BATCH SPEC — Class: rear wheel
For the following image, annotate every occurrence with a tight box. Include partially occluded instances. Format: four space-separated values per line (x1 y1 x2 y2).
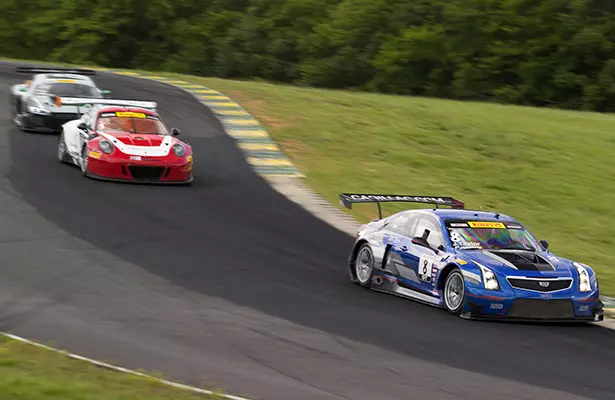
444 269 465 314
355 243 375 288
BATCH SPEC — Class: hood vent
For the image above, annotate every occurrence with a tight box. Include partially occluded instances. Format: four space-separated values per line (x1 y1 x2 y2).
486 250 555 271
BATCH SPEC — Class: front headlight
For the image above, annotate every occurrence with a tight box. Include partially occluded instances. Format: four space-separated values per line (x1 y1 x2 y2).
172 143 186 157
573 262 592 292
477 263 500 290
27 105 50 115
98 139 114 154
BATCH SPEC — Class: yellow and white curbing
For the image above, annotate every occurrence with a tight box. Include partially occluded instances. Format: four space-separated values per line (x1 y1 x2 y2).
96 67 302 177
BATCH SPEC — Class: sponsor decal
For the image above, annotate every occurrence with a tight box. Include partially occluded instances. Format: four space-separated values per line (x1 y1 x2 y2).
116 111 146 118
145 114 160 120
455 258 467 265
187 155 193 163
89 150 102 159
449 222 468 227
55 79 76 83
347 194 450 204
490 303 504 310
540 293 552 298
99 112 116 118
505 223 523 229
579 305 589 312
456 243 482 249
467 221 506 229
130 156 142 161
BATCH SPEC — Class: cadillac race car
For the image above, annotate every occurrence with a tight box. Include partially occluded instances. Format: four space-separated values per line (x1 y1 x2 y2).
341 193 603 322
10 67 111 133
57 97 193 184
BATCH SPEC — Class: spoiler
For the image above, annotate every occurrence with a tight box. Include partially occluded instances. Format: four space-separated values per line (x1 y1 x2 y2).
339 193 465 219
55 97 157 110
16 66 97 75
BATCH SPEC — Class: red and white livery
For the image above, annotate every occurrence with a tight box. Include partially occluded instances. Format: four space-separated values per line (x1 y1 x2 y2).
57 97 193 184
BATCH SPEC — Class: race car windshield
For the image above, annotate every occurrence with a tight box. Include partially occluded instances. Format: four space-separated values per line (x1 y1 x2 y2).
96 114 169 135
445 220 540 251
35 82 100 98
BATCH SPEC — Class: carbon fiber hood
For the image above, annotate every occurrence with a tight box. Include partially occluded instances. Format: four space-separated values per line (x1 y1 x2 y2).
460 249 574 278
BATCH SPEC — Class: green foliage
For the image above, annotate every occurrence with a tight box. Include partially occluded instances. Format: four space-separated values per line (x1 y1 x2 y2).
3 0 615 110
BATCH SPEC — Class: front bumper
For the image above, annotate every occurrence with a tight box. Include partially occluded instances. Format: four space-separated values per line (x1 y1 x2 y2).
86 155 193 184
23 112 80 132
463 293 604 322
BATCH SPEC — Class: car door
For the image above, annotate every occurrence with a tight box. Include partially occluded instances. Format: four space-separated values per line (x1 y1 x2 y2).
391 214 446 295
385 213 421 286
67 108 94 157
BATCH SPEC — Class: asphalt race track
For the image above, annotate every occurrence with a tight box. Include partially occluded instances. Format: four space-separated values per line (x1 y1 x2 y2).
1 61 614 400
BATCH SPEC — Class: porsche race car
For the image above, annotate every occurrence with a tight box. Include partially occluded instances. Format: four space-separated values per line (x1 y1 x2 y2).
57 97 193 184
10 67 111 133
341 193 603 322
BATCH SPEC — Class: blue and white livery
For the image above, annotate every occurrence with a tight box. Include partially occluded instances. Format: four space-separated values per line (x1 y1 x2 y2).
341 193 603 322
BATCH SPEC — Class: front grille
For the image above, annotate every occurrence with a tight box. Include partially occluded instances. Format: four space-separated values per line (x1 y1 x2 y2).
508 299 574 319
507 277 572 292
128 166 165 181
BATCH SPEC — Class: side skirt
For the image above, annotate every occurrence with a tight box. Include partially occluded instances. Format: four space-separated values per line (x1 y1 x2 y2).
372 270 444 309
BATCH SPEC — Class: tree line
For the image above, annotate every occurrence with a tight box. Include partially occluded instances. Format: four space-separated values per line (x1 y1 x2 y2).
3 0 615 111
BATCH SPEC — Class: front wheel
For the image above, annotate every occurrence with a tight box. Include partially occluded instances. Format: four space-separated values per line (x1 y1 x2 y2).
58 133 70 163
80 146 89 175
444 269 466 315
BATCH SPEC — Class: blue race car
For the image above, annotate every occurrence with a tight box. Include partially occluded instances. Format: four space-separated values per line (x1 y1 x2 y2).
340 193 604 322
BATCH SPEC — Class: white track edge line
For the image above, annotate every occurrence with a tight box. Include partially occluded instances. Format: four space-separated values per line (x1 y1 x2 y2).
1 332 251 400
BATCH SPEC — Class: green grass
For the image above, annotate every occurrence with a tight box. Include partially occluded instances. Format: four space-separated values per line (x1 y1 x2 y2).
169 75 615 295
3 57 614 295
0 336 224 399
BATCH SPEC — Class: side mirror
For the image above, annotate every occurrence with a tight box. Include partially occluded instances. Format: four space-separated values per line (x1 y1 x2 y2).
171 128 180 136
539 239 549 250
78 122 88 131
412 237 438 254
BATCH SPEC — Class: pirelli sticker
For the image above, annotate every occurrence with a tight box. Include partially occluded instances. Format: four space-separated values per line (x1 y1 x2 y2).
55 79 77 83
467 221 506 229
116 111 146 118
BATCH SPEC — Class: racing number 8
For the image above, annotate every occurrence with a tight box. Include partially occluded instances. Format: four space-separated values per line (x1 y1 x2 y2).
421 259 429 275
418 256 433 281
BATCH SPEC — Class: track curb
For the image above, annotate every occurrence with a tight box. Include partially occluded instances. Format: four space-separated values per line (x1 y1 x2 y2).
90 67 361 236
1 332 251 400
92 68 303 178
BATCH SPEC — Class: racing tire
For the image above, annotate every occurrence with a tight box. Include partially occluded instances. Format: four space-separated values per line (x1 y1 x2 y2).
80 146 90 177
443 268 466 315
354 243 375 288
57 133 70 164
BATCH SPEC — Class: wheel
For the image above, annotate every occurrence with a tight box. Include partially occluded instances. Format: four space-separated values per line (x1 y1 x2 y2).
444 269 465 314
80 146 89 175
355 243 375 288
57 133 70 163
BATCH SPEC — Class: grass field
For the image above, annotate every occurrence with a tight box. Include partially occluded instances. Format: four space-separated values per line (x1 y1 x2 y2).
3 57 614 296
169 74 615 295
0 336 222 399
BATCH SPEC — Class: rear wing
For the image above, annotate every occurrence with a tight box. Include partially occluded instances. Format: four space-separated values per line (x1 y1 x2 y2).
339 193 465 219
55 97 157 110
16 66 97 75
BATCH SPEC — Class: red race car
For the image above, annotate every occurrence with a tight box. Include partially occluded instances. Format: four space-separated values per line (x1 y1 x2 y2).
57 97 193 184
